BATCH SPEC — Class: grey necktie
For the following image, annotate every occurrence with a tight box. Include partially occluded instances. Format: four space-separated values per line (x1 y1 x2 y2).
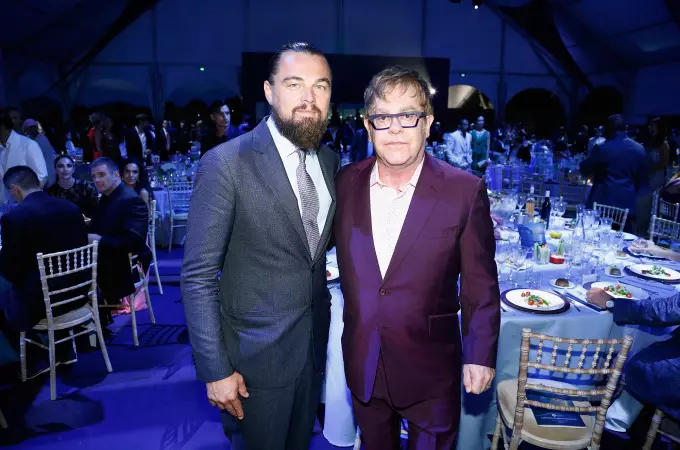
296 149 320 257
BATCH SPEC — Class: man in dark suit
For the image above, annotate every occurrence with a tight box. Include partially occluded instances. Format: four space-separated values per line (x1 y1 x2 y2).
125 114 155 162
182 42 339 450
587 286 680 421
88 157 150 305
0 166 88 369
350 127 372 162
334 67 500 449
156 120 175 161
580 114 647 233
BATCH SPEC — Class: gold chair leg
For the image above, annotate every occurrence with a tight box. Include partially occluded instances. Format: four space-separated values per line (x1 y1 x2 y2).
129 295 139 346
19 332 27 382
48 328 57 400
144 283 155 324
69 328 78 360
509 427 521 450
152 248 163 295
643 408 664 450
168 220 173 252
491 413 502 450
93 309 113 372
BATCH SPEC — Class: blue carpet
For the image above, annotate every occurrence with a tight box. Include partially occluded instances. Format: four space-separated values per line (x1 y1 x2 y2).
0 248 347 449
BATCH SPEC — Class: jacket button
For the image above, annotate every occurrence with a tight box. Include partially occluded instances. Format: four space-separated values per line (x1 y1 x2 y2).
379 288 386 296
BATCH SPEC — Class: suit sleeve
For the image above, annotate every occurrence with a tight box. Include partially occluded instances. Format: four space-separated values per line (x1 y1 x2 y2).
459 178 501 368
97 195 148 252
579 145 602 176
181 149 236 383
26 140 48 184
613 293 680 327
0 214 22 283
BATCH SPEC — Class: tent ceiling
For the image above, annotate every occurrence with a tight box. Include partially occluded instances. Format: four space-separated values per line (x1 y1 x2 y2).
1 0 679 74
0 0 131 62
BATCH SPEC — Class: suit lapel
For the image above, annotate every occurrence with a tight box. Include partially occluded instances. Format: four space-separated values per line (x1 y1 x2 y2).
383 155 441 283
252 120 311 257
313 147 337 264
352 158 383 281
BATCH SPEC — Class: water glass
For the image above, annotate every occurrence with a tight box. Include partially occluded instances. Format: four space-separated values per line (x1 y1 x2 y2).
600 217 613 231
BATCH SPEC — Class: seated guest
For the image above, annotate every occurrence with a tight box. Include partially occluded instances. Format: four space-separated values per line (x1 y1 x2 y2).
587 286 680 421
200 101 242 158
47 155 99 218
0 108 48 200
121 158 153 207
580 114 648 233
0 166 88 372
88 158 150 306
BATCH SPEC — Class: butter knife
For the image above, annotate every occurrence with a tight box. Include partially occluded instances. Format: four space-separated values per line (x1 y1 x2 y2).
552 288 602 312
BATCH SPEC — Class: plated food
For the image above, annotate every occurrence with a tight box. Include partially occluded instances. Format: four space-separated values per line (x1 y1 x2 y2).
520 291 551 308
641 265 671 277
604 283 632 298
616 250 629 258
549 231 562 239
590 281 647 300
555 278 570 287
606 266 623 277
505 289 566 312
627 264 680 282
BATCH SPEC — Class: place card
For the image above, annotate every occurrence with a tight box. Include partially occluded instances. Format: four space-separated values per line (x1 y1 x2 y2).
582 274 597 284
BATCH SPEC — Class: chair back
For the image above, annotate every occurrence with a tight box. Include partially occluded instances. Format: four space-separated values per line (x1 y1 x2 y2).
513 328 633 448
520 175 543 196
658 194 680 222
148 199 157 238
36 242 99 327
592 202 629 231
165 181 192 218
649 215 680 243
558 183 587 209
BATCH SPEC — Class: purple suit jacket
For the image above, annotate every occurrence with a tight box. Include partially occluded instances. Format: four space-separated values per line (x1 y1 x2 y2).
334 154 501 407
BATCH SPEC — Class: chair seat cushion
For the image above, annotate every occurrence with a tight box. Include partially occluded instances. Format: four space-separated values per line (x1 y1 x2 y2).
497 379 595 449
33 305 93 331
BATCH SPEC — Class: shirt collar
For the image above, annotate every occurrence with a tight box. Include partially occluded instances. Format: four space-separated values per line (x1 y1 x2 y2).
266 116 302 158
0 130 20 151
370 157 424 191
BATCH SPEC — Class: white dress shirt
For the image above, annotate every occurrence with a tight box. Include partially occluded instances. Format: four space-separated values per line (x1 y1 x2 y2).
0 130 48 201
370 158 424 277
445 130 472 168
267 117 331 237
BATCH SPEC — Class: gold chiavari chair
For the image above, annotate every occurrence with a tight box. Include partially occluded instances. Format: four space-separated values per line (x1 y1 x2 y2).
148 199 163 294
592 202 629 231
643 408 680 450
491 328 633 450
166 181 192 251
20 242 112 400
649 215 680 244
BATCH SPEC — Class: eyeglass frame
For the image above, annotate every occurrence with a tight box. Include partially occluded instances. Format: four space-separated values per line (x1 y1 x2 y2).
366 111 429 130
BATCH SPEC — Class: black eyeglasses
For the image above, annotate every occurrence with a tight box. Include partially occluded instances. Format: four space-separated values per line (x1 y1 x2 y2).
366 112 428 130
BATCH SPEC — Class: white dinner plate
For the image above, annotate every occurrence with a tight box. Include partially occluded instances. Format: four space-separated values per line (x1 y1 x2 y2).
326 266 339 281
615 251 630 260
505 289 565 312
590 281 648 300
549 278 576 289
622 232 637 242
627 264 680 281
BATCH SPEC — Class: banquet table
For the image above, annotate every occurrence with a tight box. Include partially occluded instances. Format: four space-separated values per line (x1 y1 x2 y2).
152 188 189 248
321 231 679 449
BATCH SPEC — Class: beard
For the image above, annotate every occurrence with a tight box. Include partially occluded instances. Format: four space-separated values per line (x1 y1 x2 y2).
271 104 329 150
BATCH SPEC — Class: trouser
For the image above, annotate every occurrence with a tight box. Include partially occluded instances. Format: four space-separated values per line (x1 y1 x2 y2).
351 352 459 450
221 347 323 450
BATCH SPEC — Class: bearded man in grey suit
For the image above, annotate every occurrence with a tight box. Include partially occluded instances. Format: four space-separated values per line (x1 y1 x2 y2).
181 42 339 450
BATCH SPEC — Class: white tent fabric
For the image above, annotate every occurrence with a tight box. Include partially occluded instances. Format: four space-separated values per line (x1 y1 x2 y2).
1 0 679 120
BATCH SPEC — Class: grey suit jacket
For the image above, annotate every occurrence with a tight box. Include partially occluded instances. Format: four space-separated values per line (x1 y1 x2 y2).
181 118 340 389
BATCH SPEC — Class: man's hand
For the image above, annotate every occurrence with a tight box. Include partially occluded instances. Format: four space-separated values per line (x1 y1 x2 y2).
587 288 611 309
88 234 102 244
206 372 249 420
463 364 495 394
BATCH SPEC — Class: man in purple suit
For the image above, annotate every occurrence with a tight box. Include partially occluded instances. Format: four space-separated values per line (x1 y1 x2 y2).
334 66 501 449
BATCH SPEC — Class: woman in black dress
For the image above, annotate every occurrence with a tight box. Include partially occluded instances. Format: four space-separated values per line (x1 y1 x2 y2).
46 154 99 218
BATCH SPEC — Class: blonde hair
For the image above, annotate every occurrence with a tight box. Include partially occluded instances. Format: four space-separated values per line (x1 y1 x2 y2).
363 66 433 115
